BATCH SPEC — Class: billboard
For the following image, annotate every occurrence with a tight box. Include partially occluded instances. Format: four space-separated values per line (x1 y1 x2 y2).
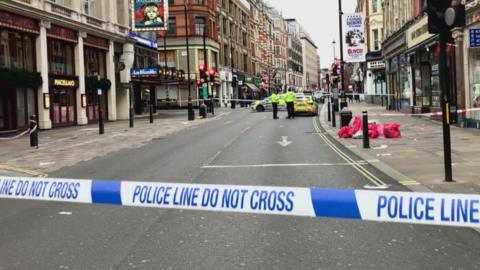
132 0 168 32
343 13 366 63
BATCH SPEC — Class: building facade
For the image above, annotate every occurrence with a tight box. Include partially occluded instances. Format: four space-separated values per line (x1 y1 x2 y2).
217 0 253 103
285 18 303 91
300 29 319 92
0 0 131 132
270 8 288 92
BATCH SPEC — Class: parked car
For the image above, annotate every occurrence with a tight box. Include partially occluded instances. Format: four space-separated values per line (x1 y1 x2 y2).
313 91 326 103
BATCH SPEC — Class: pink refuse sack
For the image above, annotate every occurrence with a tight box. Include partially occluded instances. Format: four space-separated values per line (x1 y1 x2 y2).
368 123 379 139
338 126 353 138
350 117 362 134
384 123 401 138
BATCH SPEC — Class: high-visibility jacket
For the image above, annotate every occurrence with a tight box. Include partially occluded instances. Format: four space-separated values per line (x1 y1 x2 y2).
271 93 280 104
285 91 296 103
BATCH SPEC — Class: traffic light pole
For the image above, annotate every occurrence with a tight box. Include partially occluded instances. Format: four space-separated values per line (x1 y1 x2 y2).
439 29 453 182
338 0 345 93
184 1 194 121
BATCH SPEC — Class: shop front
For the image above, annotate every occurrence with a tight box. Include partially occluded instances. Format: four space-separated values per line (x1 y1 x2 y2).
0 10 41 133
364 51 386 105
47 24 78 127
463 9 480 127
84 34 111 123
48 75 78 127
383 30 410 112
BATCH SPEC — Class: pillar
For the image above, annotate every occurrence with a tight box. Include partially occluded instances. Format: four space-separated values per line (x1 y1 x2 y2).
35 20 51 129
106 40 117 120
76 31 88 125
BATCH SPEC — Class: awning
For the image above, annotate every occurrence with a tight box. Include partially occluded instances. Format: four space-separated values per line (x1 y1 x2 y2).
245 83 260 92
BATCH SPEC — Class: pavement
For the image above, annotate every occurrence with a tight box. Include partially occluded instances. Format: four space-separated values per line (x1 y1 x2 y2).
1 107 480 269
319 102 480 195
0 109 231 177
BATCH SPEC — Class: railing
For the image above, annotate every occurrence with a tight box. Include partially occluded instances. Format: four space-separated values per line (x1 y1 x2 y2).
85 15 104 28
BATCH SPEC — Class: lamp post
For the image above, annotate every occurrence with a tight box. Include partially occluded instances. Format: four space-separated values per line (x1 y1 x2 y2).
184 0 194 121
332 39 336 61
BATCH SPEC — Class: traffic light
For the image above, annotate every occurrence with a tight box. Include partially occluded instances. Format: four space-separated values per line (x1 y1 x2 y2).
208 68 216 83
199 64 207 81
426 0 465 34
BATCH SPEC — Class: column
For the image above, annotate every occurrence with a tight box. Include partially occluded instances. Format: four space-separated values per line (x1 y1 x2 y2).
106 40 117 120
116 42 134 120
35 20 52 129
76 32 88 125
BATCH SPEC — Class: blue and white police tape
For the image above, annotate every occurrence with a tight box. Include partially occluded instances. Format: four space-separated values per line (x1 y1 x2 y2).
1 176 479 228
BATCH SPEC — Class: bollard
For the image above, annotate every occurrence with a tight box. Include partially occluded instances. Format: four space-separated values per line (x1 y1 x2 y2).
149 103 154 124
332 106 336 128
327 100 331 122
129 107 134 128
362 111 370 149
29 115 38 149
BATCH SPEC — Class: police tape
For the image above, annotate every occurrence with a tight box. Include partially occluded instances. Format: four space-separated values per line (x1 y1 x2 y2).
364 107 480 117
0 176 479 228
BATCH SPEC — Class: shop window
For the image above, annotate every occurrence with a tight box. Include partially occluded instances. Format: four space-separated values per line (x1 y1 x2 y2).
469 50 480 119
16 88 25 127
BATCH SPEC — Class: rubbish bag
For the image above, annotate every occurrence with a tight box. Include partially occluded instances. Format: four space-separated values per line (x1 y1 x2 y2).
377 124 385 138
384 123 401 138
350 117 362 134
368 123 379 139
338 126 353 138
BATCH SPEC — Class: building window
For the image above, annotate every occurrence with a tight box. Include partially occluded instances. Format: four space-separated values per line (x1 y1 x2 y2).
372 0 378 13
0 30 35 72
195 0 205 4
159 50 176 68
84 47 106 77
224 44 229 66
195 17 206 35
167 17 176 36
373 29 379 51
169 0 174 5
84 0 95 16
243 53 247 72
48 39 74 75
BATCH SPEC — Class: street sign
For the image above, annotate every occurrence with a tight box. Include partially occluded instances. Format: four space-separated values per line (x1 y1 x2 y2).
469 29 480 48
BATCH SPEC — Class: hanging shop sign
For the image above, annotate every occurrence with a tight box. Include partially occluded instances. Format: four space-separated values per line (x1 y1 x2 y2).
132 0 169 32
343 13 366 63
469 28 480 48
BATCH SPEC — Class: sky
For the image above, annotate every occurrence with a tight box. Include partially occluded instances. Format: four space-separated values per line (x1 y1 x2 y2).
267 0 357 68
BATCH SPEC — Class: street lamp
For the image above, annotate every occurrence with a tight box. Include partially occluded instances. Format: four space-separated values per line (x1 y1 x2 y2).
332 39 336 61
184 0 195 121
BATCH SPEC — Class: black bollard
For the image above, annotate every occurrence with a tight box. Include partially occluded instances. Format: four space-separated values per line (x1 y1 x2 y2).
129 107 134 128
29 115 38 149
149 103 154 124
363 111 370 149
332 107 336 128
327 99 331 122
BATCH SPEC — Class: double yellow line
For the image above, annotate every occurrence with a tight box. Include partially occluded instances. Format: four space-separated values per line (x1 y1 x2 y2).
312 117 388 188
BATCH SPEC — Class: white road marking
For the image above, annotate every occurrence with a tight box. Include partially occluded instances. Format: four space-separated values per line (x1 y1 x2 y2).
202 162 369 169
363 185 390 190
224 120 234 125
277 136 292 147
58 212 72 215
203 150 223 167
39 161 56 167
373 144 389 150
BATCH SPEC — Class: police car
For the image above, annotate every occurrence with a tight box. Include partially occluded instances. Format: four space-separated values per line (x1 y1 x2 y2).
252 95 287 112
294 94 318 116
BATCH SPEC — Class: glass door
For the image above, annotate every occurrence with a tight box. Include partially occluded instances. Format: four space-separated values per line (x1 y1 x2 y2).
52 88 76 127
0 91 14 131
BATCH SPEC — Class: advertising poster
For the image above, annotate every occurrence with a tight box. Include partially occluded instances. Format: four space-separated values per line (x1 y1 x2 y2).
132 0 168 32
343 13 366 63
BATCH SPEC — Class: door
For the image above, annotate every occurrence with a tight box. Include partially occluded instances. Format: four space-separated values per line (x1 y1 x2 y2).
0 90 14 131
51 88 76 127
87 89 108 123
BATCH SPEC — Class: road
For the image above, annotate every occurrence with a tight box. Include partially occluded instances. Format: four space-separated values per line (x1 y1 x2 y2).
1 108 480 269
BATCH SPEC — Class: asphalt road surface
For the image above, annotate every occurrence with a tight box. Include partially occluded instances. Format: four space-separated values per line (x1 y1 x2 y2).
1 108 480 269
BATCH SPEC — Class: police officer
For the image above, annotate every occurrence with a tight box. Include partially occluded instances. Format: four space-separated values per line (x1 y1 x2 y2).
285 89 296 119
271 90 280 119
